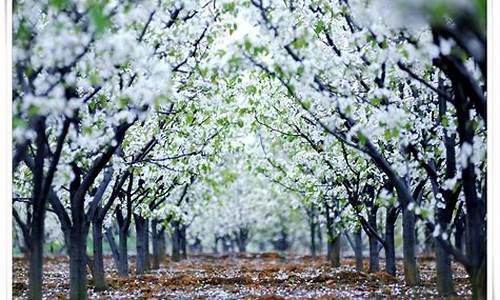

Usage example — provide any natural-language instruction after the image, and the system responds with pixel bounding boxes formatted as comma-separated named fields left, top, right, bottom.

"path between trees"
left=13, top=253, right=471, bottom=299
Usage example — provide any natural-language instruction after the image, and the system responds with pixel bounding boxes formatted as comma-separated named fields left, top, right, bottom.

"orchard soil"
left=12, top=253, right=471, bottom=299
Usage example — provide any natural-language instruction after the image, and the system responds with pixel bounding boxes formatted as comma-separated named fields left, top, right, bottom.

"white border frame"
left=0, top=0, right=13, bottom=298
left=0, top=0, right=498, bottom=299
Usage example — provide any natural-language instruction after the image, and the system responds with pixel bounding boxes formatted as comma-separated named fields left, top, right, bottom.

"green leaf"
left=89, top=2, right=110, bottom=35
left=244, top=39, right=252, bottom=51
left=83, top=126, right=93, bottom=135
left=238, top=108, right=249, bottom=115
left=237, top=119, right=244, bottom=127
left=314, top=20, right=325, bottom=34
left=296, top=66, right=304, bottom=77
left=13, top=117, right=27, bottom=129
left=118, top=96, right=129, bottom=108
left=357, top=132, right=366, bottom=145
left=370, top=97, right=381, bottom=106
left=223, top=2, right=236, bottom=12
left=384, top=129, right=392, bottom=140
left=246, top=85, right=257, bottom=95
left=49, top=0, right=67, bottom=10
left=28, top=105, right=40, bottom=117
left=16, top=19, right=31, bottom=46
left=303, top=101, right=311, bottom=110
left=380, top=39, right=388, bottom=49
left=291, top=36, right=308, bottom=49
left=441, top=116, right=449, bottom=127
left=392, top=127, right=400, bottom=138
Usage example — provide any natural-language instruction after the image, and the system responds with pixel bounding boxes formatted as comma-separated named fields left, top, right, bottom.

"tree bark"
left=331, top=235, right=341, bottom=267
left=353, top=229, right=363, bottom=271
left=105, top=229, right=120, bottom=273
left=28, top=215, right=44, bottom=300
left=91, top=221, right=107, bottom=291
left=118, top=228, right=129, bottom=276
left=180, top=224, right=187, bottom=259
left=385, top=222, right=396, bottom=276
left=309, top=216, right=317, bottom=258
left=151, top=220, right=162, bottom=269
left=134, top=214, right=148, bottom=274
left=435, top=238, right=454, bottom=296
left=236, top=228, right=249, bottom=253
left=454, top=216, right=464, bottom=253
left=171, top=221, right=181, bottom=262
left=158, top=227, right=166, bottom=259
left=470, top=258, right=486, bottom=300
left=402, top=208, right=419, bottom=285
left=325, top=204, right=340, bottom=267
left=68, top=227, right=89, bottom=300
left=385, top=207, right=398, bottom=276
left=368, top=208, right=379, bottom=273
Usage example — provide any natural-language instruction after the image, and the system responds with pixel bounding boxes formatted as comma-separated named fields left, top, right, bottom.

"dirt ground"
left=12, top=253, right=472, bottom=299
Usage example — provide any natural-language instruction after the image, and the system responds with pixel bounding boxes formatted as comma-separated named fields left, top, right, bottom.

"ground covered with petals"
left=13, top=253, right=472, bottom=299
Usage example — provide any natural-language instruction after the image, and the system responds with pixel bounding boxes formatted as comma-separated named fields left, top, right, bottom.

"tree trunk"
left=118, top=229, right=128, bottom=276
left=452, top=81, right=486, bottom=300
left=237, top=240, right=246, bottom=253
left=384, top=221, right=396, bottom=276
left=435, top=238, right=454, bottom=296
left=331, top=235, right=341, bottom=267
left=158, top=228, right=166, bottom=259
left=145, top=219, right=150, bottom=269
left=236, top=228, right=249, bottom=253
left=368, top=210, right=379, bottom=273
left=310, top=219, right=316, bottom=258
left=171, top=222, right=181, bottom=262
left=325, top=207, right=340, bottom=267
left=317, top=225, right=323, bottom=255
left=28, top=214, right=44, bottom=300
left=423, top=227, right=434, bottom=255
left=68, top=227, right=88, bottom=300
left=105, top=229, right=120, bottom=273
left=368, top=234, right=379, bottom=273
left=180, top=224, right=187, bottom=259
left=273, top=229, right=289, bottom=251
left=134, top=214, right=147, bottom=274
left=151, top=220, right=161, bottom=269
left=402, top=208, right=419, bottom=285
left=213, top=236, right=219, bottom=254
left=221, top=235, right=231, bottom=253
left=469, top=258, right=486, bottom=300
left=91, top=221, right=107, bottom=290
left=454, top=217, right=464, bottom=253
left=385, top=208, right=397, bottom=276
left=353, top=229, right=363, bottom=271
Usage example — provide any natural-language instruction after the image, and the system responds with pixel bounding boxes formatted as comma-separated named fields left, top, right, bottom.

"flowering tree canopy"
left=12, top=0, right=486, bottom=299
